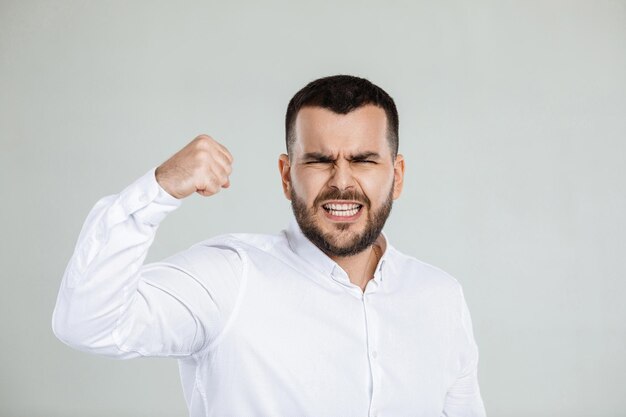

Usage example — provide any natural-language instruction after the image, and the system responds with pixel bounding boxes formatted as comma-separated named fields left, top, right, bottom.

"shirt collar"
left=285, top=215, right=392, bottom=281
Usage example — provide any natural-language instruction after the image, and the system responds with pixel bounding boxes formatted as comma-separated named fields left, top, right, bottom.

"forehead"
left=292, top=105, right=390, bottom=156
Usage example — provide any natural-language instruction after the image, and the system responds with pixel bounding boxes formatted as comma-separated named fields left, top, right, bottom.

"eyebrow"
left=301, top=152, right=335, bottom=163
left=349, top=152, right=381, bottom=161
left=301, top=151, right=381, bottom=162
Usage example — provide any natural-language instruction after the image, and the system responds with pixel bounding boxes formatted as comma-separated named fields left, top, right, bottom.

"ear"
left=278, top=154, right=292, bottom=200
left=392, top=154, right=405, bottom=199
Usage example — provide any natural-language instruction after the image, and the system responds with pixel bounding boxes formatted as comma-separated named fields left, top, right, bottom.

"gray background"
left=1, top=1, right=625, bottom=416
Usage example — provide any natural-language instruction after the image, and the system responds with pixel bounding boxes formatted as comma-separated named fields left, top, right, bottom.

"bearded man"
left=52, top=75, right=486, bottom=416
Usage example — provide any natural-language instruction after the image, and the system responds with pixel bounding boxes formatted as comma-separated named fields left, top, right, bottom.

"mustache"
left=313, top=189, right=371, bottom=209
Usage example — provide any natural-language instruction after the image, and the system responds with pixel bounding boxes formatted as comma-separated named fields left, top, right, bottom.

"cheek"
left=362, top=175, right=394, bottom=204
left=292, top=171, right=326, bottom=203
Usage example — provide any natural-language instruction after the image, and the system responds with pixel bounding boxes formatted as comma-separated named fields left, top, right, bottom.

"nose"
left=327, top=160, right=355, bottom=191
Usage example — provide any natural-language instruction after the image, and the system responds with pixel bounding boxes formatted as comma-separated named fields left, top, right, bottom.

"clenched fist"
left=155, top=134, right=234, bottom=199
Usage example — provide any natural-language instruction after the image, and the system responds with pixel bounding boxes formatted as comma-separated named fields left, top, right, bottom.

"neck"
left=329, top=241, right=383, bottom=293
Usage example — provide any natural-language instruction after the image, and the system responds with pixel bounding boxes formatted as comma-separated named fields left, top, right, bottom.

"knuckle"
left=193, top=134, right=215, bottom=149
left=192, top=152, right=209, bottom=168
left=213, top=162, right=226, bottom=175
left=203, top=180, right=217, bottom=193
left=195, top=133, right=213, bottom=141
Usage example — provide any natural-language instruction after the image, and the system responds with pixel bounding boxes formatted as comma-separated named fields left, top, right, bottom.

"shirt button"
left=138, top=193, right=149, bottom=203
left=371, top=351, right=378, bottom=359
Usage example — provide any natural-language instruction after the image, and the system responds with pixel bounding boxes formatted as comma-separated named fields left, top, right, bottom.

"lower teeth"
left=328, top=208, right=359, bottom=217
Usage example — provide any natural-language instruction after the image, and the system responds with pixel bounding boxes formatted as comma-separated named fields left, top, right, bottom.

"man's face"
left=279, top=105, right=405, bottom=257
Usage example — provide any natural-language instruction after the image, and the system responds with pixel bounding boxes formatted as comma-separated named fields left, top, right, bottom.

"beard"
left=290, top=184, right=394, bottom=257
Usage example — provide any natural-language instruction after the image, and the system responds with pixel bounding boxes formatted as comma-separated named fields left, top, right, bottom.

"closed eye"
left=305, top=160, right=333, bottom=165
left=349, top=152, right=381, bottom=164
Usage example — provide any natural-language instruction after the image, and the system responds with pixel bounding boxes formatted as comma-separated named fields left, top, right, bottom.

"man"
left=52, top=75, right=486, bottom=416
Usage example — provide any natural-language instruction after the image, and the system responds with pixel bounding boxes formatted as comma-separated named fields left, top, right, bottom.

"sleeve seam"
left=193, top=238, right=249, bottom=359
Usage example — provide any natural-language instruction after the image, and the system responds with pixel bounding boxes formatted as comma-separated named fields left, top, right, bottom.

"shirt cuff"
left=117, top=167, right=183, bottom=227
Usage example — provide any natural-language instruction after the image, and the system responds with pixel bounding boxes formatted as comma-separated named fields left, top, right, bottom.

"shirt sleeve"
left=51, top=167, right=243, bottom=359
left=442, top=286, right=487, bottom=416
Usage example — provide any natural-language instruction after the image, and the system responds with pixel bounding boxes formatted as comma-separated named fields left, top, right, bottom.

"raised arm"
left=52, top=135, right=241, bottom=359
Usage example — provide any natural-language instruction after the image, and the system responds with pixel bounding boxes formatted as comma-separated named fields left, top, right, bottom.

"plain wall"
left=1, top=0, right=625, bottom=416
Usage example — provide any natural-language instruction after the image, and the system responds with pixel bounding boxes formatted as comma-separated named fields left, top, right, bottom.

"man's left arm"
left=442, top=286, right=487, bottom=417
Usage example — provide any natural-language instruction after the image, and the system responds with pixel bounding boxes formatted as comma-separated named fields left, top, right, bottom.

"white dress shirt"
left=52, top=167, right=486, bottom=417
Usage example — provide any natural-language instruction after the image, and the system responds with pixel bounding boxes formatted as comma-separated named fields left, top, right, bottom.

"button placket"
left=362, top=293, right=380, bottom=417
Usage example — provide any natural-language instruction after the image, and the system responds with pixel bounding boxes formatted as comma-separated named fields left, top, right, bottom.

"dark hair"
left=285, top=75, right=399, bottom=159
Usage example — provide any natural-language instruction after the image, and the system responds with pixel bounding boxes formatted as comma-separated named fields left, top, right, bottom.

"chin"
left=323, top=230, right=364, bottom=250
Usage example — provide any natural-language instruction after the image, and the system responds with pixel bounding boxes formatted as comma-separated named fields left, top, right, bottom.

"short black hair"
left=285, top=75, right=399, bottom=159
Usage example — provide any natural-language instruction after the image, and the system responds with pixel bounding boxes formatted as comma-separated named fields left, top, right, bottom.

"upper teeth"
left=323, top=203, right=361, bottom=211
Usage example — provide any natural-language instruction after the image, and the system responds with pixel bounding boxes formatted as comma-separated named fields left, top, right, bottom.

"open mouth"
left=322, top=203, right=363, bottom=217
